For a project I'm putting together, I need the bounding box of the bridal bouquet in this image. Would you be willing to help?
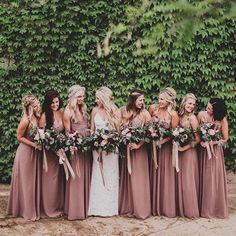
[197,122,222,142]
[171,126,195,147]
[144,121,171,143]
[89,128,120,154]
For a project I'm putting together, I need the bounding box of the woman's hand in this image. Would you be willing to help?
[200,141,206,148]
[32,142,42,151]
[128,143,141,150]
[178,146,186,152]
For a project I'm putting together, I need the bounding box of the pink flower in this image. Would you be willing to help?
[125,133,132,138]
[208,129,216,136]
[101,139,108,147]
[102,134,109,140]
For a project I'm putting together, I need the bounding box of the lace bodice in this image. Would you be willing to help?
[94,113,108,130]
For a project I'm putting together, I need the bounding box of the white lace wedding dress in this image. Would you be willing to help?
[88,113,119,216]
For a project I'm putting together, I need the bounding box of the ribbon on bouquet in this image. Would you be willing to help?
[70,148,81,178]
[152,141,158,169]
[205,141,218,160]
[172,142,180,172]
[57,149,75,181]
[97,149,106,187]
[42,146,48,172]
[127,145,132,175]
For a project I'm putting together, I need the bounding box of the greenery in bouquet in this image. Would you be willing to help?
[144,121,171,143]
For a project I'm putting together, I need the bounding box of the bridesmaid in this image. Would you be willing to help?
[198,98,229,218]
[149,87,179,217]
[118,89,151,219]
[177,93,200,219]
[39,90,65,218]
[7,95,41,220]
[63,85,92,220]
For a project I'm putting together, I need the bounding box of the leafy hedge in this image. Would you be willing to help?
[0,0,235,182]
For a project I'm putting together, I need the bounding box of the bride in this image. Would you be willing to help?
[88,86,119,216]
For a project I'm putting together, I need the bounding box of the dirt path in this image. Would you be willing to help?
[1,172,236,236]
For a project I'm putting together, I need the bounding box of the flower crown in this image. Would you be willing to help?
[22,95,36,107]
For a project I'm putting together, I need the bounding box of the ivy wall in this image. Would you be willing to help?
[0,0,235,182]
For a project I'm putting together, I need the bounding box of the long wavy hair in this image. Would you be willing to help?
[124,89,145,125]
[96,86,118,129]
[21,95,40,126]
[209,98,227,121]
[65,85,87,123]
[42,90,63,129]
[153,87,177,118]
[178,93,197,117]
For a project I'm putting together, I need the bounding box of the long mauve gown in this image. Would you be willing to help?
[150,116,177,217]
[40,124,65,218]
[119,107,151,219]
[7,125,41,221]
[199,120,228,218]
[64,116,92,220]
[177,117,199,218]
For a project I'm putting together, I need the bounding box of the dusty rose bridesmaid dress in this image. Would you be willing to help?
[176,119,199,218]
[40,125,65,218]
[119,107,151,219]
[7,126,41,221]
[64,116,92,220]
[199,122,228,218]
[150,119,177,217]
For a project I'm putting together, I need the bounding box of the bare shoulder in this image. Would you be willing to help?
[171,110,178,118]
[197,110,205,119]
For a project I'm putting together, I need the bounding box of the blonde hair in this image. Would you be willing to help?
[153,87,177,118]
[65,85,87,123]
[96,86,118,129]
[21,95,40,125]
[179,93,197,117]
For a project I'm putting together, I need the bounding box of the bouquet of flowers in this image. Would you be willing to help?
[171,126,195,147]
[119,125,146,148]
[89,128,120,154]
[171,126,195,172]
[65,131,85,156]
[144,121,171,143]
[197,122,222,160]
[197,122,222,142]
[31,127,55,150]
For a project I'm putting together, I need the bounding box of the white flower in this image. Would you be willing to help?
[179,128,185,133]
[201,127,206,134]
[172,130,179,136]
